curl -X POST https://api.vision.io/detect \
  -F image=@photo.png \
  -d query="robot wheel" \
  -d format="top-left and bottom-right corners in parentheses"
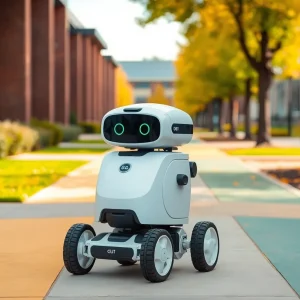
top-left (190, 221), bottom-right (220, 272)
top-left (140, 228), bottom-right (174, 282)
top-left (63, 222), bottom-right (219, 282)
top-left (63, 223), bottom-right (96, 275)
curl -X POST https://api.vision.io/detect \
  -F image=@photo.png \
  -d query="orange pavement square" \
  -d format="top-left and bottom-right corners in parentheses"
top-left (0, 216), bottom-right (93, 298)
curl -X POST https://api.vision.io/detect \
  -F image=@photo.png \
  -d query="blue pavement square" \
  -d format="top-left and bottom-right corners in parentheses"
top-left (235, 216), bottom-right (300, 296)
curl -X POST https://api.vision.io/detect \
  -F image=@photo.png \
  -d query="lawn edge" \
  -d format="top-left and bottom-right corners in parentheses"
top-left (0, 160), bottom-right (89, 203)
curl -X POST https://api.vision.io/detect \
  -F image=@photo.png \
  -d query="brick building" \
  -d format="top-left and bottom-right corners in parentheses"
top-left (0, 0), bottom-right (122, 124)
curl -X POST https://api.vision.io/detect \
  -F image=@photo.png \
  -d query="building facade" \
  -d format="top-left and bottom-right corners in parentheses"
top-left (118, 60), bottom-right (176, 105)
top-left (0, 0), bottom-right (132, 124)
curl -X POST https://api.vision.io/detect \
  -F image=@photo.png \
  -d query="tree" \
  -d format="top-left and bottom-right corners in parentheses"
top-left (228, 44), bottom-right (258, 140)
top-left (115, 67), bottom-right (134, 107)
top-left (132, 0), bottom-right (300, 145)
top-left (174, 52), bottom-right (210, 117)
top-left (174, 18), bottom-right (245, 137)
top-left (148, 83), bottom-right (170, 105)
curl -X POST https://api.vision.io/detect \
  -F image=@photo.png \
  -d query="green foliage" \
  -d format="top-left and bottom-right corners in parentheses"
top-left (30, 119), bottom-right (63, 146)
top-left (131, 0), bottom-right (197, 25)
top-left (57, 124), bottom-right (83, 142)
top-left (31, 127), bottom-right (53, 149)
top-left (0, 121), bottom-right (39, 158)
top-left (78, 122), bottom-right (101, 134)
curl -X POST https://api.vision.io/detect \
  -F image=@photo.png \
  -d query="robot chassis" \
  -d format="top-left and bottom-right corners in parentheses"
top-left (63, 104), bottom-right (220, 283)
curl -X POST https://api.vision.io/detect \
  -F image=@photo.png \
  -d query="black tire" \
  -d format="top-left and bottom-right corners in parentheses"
top-left (63, 223), bottom-right (96, 275)
top-left (117, 260), bottom-right (137, 266)
top-left (140, 229), bottom-right (174, 283)
top-left (190, 221), bottom-right (219, 272)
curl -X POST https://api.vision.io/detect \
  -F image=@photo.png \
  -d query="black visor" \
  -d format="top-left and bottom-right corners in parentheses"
top-left (103, 114), bottom-right (161, 143)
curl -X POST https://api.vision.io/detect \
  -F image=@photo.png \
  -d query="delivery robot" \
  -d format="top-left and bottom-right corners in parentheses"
top-left (63, 103), bottom-right (220, 283)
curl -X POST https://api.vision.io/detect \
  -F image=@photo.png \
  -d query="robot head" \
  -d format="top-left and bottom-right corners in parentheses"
top-left (101, 103), bottom-right (193, 149)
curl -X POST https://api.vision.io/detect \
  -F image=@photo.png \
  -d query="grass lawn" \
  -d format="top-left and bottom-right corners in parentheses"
top-left (34, 147), bottom-right (110, 154)
top-left (225, 147), bottom-right (300, 156)
top-left (0, 160), bottom-right (87, 202)
top-left (71, 139), bottom-right (106, 144)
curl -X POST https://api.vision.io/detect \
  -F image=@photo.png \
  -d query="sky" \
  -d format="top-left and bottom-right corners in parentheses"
top-left (67, 0), bottom-right (186, 61)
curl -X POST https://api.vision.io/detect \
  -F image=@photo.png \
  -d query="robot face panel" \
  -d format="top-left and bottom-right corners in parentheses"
top-left (103, 113), bottom-right (161, 143)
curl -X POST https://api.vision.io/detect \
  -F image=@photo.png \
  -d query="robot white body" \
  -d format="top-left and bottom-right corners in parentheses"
top-left (63, 104), bottom-right (220, 282)
top-left (95, 151), bottom-right (191, 225)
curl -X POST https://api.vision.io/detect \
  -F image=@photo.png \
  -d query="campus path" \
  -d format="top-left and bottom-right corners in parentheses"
top-left (0, 140), bottom-right (300, 300)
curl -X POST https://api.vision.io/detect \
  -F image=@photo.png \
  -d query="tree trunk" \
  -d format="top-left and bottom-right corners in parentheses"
top-left (217, 98), bottom-right (224, 135)
top-left (287, 78), bottom-right (293, 137)
top-left (256, 68), bottom-right (272, 146)
top-left (229, 96), bottom-right (239, 138)
top-left (207, 102), bottom-right (214, 132)
top-left (244, 78), bottom-right (252, 140)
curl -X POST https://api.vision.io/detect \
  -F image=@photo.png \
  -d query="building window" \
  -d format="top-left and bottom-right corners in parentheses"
top-left (132, 82), bottom-right (151, 88)
top-left (162, 82), bottom-right (173, 88)
top-left (132, 82), bottom-right (173, 88)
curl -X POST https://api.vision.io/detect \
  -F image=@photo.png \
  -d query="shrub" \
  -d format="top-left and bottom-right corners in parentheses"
top-left (0, 120), bottom-right (39, 158)
top-left (30, 119), bottom-right (63, 146)
top-left (0, 131), bottom-right (7, 158)
top-left (78, 122), bottom-right (101, 134)
top-left (57, 124), bottom-right (83, 142)
top-left (31, 126), bottom-right (53, 149)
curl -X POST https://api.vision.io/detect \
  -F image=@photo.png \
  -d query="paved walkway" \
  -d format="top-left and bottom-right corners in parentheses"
top-left (181, 144), bottom-right (300, 296)
top-left (0, 142), bottom-right (300, 299)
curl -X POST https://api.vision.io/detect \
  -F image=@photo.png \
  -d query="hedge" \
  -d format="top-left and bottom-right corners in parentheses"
top-left (0, 120), bottom-right (39, 158)
top-left (0, 119), bottom-right (84, 159)
top-left (30, 119), bottom-right (83, 147)
top-left (78, 122), bottom-right (101, 134)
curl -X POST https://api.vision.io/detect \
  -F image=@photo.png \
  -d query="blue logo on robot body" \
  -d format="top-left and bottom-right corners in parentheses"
top-left (119, 163), bottom-right (131, 173)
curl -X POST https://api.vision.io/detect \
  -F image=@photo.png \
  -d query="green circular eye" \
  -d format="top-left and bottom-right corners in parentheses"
top-left (114, 123), bottom-right (124, 135)
top-left (139, 123), bottom-right (150, 135)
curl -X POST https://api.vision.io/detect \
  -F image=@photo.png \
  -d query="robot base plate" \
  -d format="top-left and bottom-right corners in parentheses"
top-left (84, 227), bottom-right (189, 262)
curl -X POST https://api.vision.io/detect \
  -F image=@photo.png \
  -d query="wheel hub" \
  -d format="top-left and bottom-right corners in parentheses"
top-left (161, 248), bottom-right (168, 262)
top-left (77, 230), bottom-right (95, 269)
top-left (204, 227), bottom-right (219, 266)
top-left (153, 234), bottom-right (173, 276)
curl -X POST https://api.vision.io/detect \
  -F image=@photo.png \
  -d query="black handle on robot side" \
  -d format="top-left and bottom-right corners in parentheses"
top-left (177, 174), bottom-right (188, 186)
top-left (189, 161), bottom-right (197, 178)
top-left (177, 162), bottom-right (197, 186)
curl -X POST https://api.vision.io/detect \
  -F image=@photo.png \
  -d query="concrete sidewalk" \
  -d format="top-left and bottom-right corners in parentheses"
top-left (187, 144), bottom-right (300, 296)
top-left (1, 143), bottom-right (299, 299)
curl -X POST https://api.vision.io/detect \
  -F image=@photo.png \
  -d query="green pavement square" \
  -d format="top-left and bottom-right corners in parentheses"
top-left (235, 216), bottom-right (300, 296)
top-left (196, 158), bottom-right (300, 204)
